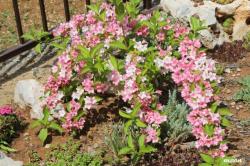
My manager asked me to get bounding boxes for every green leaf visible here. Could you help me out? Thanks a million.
[210,102,218,113]
[221,117,231,127]
[22,33,34,40]
[110,56,118,70]
[190,16,207,32]
[198,163,212,166]
[87,4,99,14]
[115,2,125,21]
[109,40,127,50]
[30,120,42,129]
[119,110,132,119]
[139,145,157,153]
[131,102,141,117]
[43,107,50,124]
[135,119,147,128]
[138,135,145,148]
[90,43,104,57]
[124,120,133,134]
[51,42,66,50]
[34,43,42,54]
[79,45,90,55]
[49,122,63,133]
[200,153,214,164]
[0,144,16,153]
[218,108,232,116]
[118,147,132,155]
[128,134,135,149]
[203,124,215,137]
[95,96,103,102]
[38,128,48,143]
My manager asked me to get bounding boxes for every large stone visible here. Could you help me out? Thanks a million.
[14,79,44,119]
[160,0,250,49]
[0,151,23,166]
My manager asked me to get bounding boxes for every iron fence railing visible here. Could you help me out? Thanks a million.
[0,0,153,62]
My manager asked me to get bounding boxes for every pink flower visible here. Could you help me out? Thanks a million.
[142,110,167,125]
[84,96,97,110]
[136,25,149,36]
[138,92,152,106]
[156,32,165,42]
[95,83,109,93]
[145,127,159,143]
[82,77,94,94]
[0,105,13,115]
[109,70,122,86]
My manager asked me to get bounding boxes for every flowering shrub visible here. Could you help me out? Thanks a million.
[39,0,231,162]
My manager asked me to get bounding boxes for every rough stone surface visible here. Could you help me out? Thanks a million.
[14,79,44,119]
[0,151,23,166]
[160,0,250,48]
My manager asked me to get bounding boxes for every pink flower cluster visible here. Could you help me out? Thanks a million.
[0,105,13,115]
[157,36,227,156]
[62,100,85,131]
[52,3,125,48]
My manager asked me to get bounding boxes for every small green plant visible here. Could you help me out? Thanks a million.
[118,132,157,165]
[190,16,207,39]
[215,63,225,75]
[161,90,192,144]
[0,114,21,153]
[118,102,157,164]
[33,139,103,166]
[233,76,250,104]
[104,122,127,163]
[216,0,234,5]
[243,31,250,51]
[0,140,16,153]
[222,18,234,34]
[22,27,50,53]
[30,108,63,144]
[199,153,232,166]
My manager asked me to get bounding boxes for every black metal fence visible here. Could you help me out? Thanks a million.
[0,0,153,62]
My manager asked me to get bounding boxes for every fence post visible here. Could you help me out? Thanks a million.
[39,0,48,31]
[63,0,70,21]
[143,0,152,9]
[86,0,90,5]
[12,0,24,44]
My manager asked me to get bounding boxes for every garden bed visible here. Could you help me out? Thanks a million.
[1,1,250,165]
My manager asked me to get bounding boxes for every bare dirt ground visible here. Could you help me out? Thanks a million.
[219,53,250,165]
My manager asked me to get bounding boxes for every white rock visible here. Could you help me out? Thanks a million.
[14,79,44,119]
[0,151,23,166]
[160,0,250,49]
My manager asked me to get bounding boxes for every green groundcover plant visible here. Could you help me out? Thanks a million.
[233,75,250,104]
[0,105,21,153]
[31,0,234,164]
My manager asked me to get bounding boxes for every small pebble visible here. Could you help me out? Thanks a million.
[225,68,231,73]
[23,133,29,137]
[236,73,240,76]
[236,106,240,110]
[45,144,51,149]
[226,89,231,94]
[236,68,241,72]
[230,102,236,106]
[239,105,243,109]
[232,74,236,77]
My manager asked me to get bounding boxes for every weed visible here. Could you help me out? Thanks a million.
[233,76,250,104]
